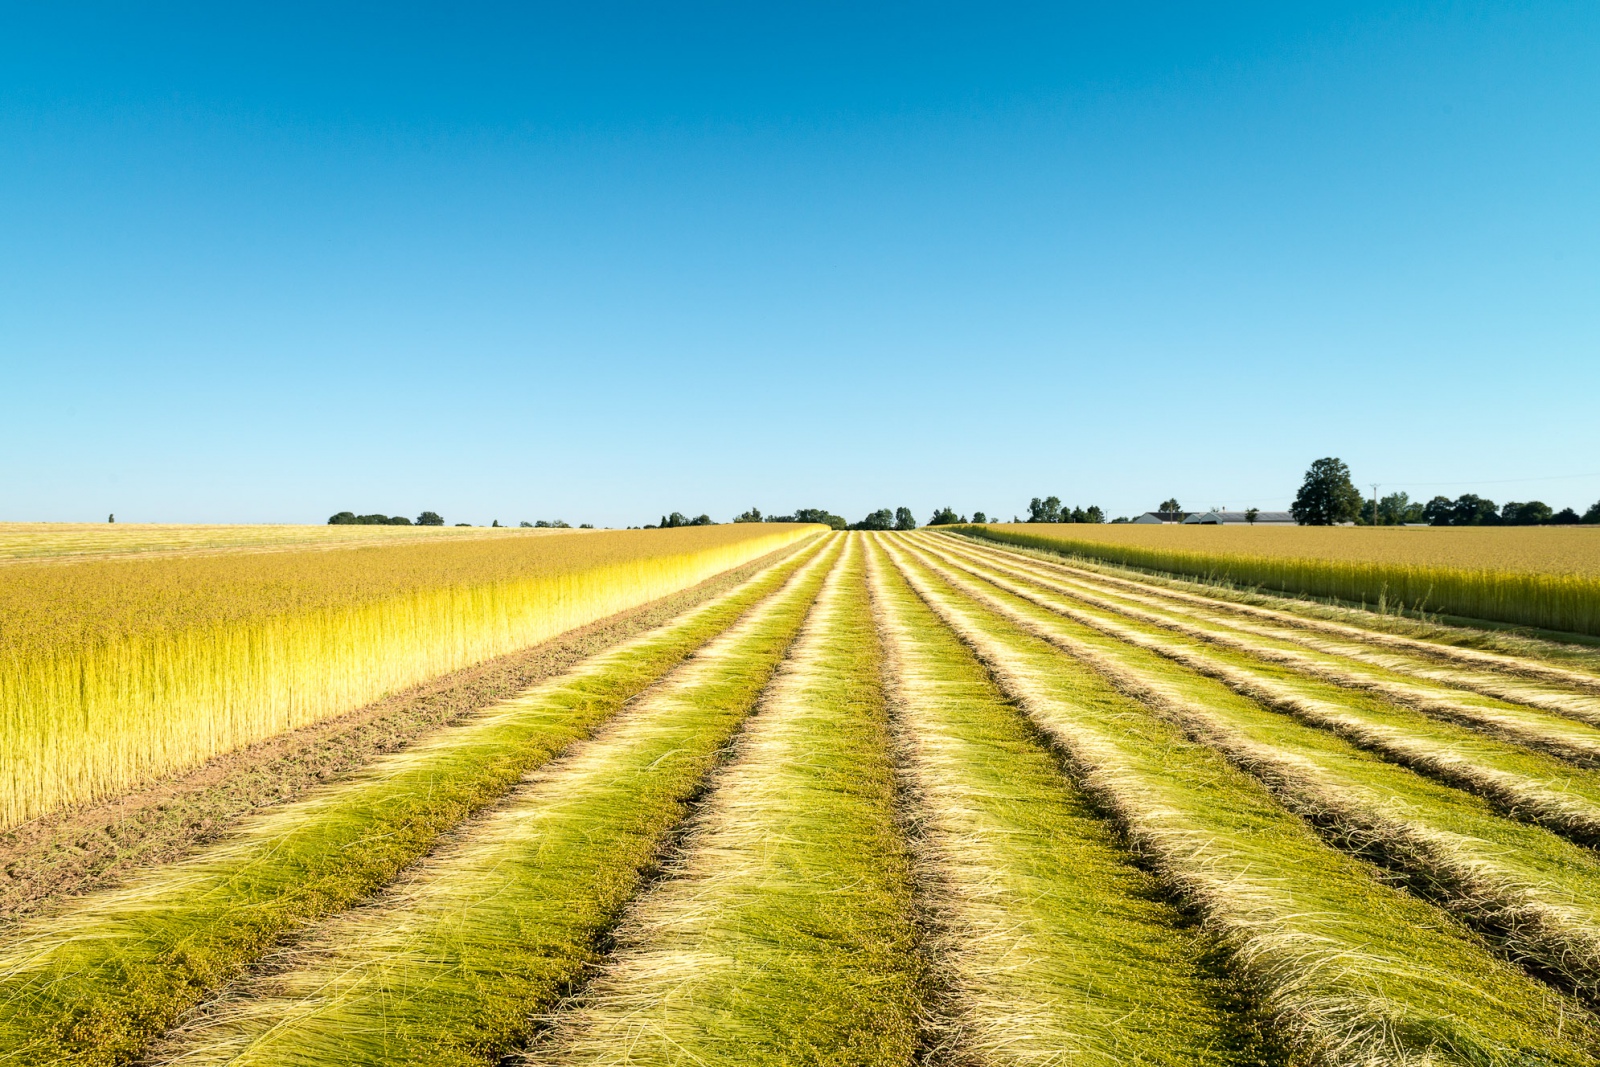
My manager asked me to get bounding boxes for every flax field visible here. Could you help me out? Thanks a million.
[969,522,1600,636]
[7,527,1600,1066]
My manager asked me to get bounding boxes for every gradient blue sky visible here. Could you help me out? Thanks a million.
[4,2,1597,527]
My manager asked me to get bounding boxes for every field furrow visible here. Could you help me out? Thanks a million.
[916,534,1600,845]
[896,538,1600,1007]
[940,534,1600,739]
[862,536,1267,1067]
[146,532,845,1067]
[527,535,926,1067]
[881,537,1600,1067]
[0,536,837,1067]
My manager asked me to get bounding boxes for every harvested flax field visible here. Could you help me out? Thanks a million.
[8,526,1600,1066]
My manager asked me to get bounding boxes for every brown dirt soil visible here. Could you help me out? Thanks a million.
[0,545,798,926]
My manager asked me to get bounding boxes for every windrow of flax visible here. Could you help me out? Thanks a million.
[950,535,1600,705]
[530,536,925,1067]
[0,523,821,827]
[918,535,1600,845]
[143,532,844,1067]
[864,537,1259,1067]
[0,536,835,1067]
[959,523,1600,637]
[882,538,1600,1066]
[898,537,1600,1008]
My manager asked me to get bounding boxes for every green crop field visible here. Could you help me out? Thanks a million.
[7,526,1600,1066]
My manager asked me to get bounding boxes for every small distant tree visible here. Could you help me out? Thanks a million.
[1449,494,1499,526]
[972,511,987,523]
[690,514,713,526]
[1423,496,1454,526]
[1551,508,1581,525]
[108,513,115,523]
[1084,505,1105,523]
[1027,496,1063,523]
[1159,497,1181,515]
[1290,458,1362,526]
[927,506,961,526]
[417,511,445,526]
[852,508,895,531]
[1069,506,1087,523]
[734,507,763,523]
[1245,507,1259,526]
[1111,515,1130,523]
[1583,501,1600,524]
[1503,501,1552,526]
[894,507,917,530]
[328,512,358,525]
[789,508,848,529]
[491,519,500,527]
[1375,491,1410,526]
[579,523,595,529]
[520,521,533,527]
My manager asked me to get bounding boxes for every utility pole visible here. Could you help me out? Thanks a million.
[1371,483,1380,526]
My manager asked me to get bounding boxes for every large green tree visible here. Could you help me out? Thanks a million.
[1290,457,1362,525]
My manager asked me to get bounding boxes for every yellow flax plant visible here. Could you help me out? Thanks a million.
[864,537,1259,1067]
[0,535,837,1067]
[928,534,1600,763]
[0,524,822,827]
[0,521,535,564]
[530,535,926,1067]
[912,534,1600,846]
[881,538,1600,1067]
[960,523,1600,637]
[940,533,1600,721]
[146,534,844,1067]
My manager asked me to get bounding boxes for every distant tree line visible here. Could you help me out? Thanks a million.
[731,506,918,530]
[647,512,715,529]
[1287,457,1600,526]
[1415,495,1594,527]
[1025,496,1105,524]
[328,510,444,526]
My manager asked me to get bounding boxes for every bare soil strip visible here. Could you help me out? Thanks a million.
[0,543,808,927]
[882,538,1600,1067]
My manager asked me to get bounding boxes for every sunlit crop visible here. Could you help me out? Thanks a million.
[960,523,1600,635]
[0,524,819,827]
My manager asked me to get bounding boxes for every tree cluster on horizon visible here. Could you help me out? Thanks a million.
[328,510,444,526]
[1291,457,1600,526]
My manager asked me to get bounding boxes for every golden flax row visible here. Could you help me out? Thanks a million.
[0,524,820,828]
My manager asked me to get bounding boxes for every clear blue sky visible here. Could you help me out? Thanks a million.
[4,2,1597,526]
